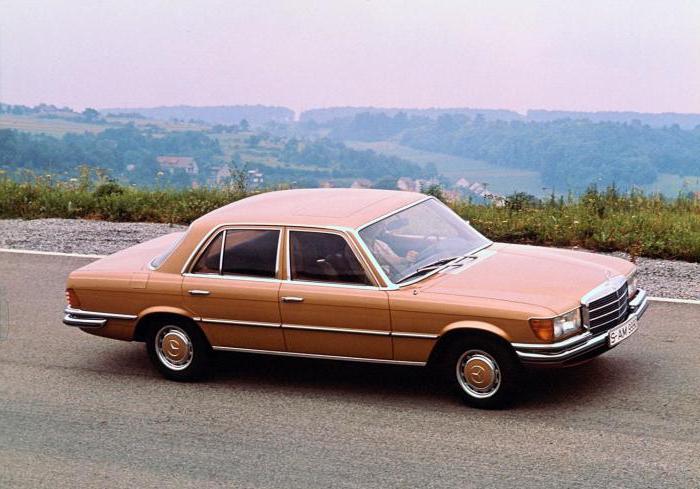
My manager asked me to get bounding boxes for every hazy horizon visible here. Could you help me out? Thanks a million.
[2,0,699,114]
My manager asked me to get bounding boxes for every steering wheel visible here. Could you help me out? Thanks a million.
[414,241,442,264]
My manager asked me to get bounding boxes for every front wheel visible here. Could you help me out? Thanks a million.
[443,337,522,409]
[146,319,212,381]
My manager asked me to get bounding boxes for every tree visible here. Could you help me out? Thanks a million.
[82,108,100,122]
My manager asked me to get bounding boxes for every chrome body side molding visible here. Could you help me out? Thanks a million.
[391,331,439,339]
[283,323,391,336]
[195,316,439,339]
[211,346,427,366]
[196,318,281,328]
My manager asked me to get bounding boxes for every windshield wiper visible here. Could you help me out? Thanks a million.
[397,256,462,284]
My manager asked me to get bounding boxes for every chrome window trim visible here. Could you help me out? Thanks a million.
[183,225,283,280]
[183,272,282,284]
[356,196,431,232]
[285,227,380,289]
[347,228,398,290]
[211,346,426,366]
[218,229,226,273]
[149,227,190,271]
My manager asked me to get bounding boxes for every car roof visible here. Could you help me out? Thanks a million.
[198,188,428,230]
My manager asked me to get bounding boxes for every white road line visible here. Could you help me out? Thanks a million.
[0,248,105,259]
[0,248,698,304]
[648,297,700,305]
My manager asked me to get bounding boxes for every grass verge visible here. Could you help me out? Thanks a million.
[1,178,698,262]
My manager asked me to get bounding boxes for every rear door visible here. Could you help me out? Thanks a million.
[182,226,285,351]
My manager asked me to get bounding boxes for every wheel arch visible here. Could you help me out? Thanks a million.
[427,321,515,366]
[133,306,198,342]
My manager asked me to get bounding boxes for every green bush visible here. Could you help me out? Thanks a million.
[0,176,698,262]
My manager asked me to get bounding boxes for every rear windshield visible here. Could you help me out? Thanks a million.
[149,230,187,269]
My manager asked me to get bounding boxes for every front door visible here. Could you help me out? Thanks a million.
[182,227,285,351]
[279,229,392,360]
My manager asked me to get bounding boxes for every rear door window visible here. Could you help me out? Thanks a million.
[191,229,280,278]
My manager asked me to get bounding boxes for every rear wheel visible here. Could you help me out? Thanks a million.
[146,319,212,381]
[442,336,521,409]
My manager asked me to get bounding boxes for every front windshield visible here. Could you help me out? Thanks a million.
[359,199,491,284]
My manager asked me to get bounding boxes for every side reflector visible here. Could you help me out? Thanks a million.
[66,289,81,308]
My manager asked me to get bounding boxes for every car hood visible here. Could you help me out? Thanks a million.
[419,243,634,315]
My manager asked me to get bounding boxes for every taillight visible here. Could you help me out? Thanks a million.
[66,288,81,308]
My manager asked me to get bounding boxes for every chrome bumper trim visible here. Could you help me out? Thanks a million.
[63,314,107,328]
[62,307,137,328]
[212,345,426,366]
[513,289,648,364]
[629,288,648,319]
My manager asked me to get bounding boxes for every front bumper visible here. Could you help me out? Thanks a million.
[63,307,137,329]
[512,289,648,366]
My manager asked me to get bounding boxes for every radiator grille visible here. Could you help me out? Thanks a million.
[586,282,630,335]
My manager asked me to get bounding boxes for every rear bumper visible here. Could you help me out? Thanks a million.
[512,289,648,366]
[63,307,137,329]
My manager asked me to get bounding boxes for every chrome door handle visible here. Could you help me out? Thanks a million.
[188,290,211,296]
[281,296,304,303]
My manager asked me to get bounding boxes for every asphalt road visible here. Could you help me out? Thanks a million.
[0,252,698,488]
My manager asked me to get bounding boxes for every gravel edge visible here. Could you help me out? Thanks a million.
[0,218,697,300]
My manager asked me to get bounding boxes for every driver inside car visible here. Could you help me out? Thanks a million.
[364,220,419,271]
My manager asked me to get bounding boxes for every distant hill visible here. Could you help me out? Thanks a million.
[526,110,700,129]
[300,106,700,129]
[300,106,522,123]
[101,105,294,126]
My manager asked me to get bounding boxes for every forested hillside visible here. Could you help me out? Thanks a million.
[2,103,700,194]
[313,112,700,190]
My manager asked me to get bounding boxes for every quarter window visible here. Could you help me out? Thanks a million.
[191,232,223,274]
[191,229,279,278]
[289,231,372,285]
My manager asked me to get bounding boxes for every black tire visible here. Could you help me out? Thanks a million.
[145,318,212,381]
[440,335,522,409]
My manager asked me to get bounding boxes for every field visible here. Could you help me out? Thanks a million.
[347,140,545,196]
[349,140,700,199]
[0,115,110,136]
[0,114,211,137]
[1,178,697,262]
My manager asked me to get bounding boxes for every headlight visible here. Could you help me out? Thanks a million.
[627,270,638,298]
[529,309,583,342]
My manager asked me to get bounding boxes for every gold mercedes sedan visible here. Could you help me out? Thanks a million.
[63,189,648,408]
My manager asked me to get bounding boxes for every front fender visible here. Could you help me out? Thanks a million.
[440,320,512,342]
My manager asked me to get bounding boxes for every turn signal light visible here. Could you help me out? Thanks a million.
[529,318,554,342]
[65,288,80,308]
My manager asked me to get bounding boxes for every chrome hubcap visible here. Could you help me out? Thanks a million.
[456,350,501,398]
[155,326,193,371]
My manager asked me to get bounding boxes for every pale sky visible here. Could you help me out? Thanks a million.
[1,0,699,114]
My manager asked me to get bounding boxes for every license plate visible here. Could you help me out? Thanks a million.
[608,316,638,347]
